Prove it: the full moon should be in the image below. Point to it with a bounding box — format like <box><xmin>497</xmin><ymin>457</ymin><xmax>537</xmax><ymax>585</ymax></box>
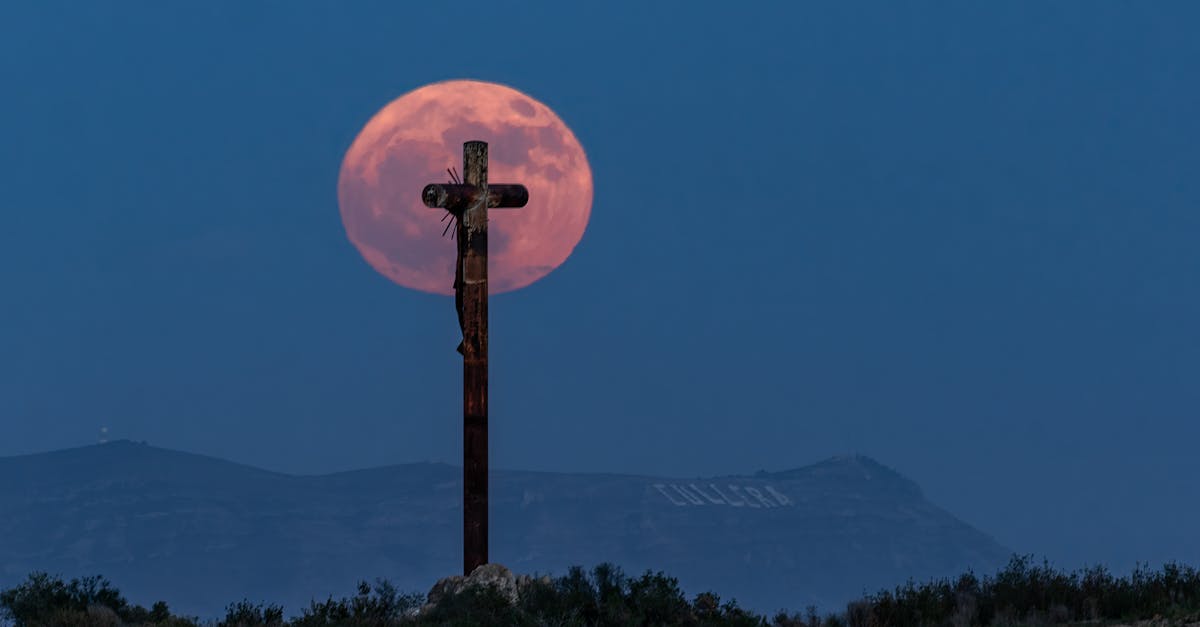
<box><xmin>338</xmin><ymin>80</ymin><xmax>594</xmax><ymax>295</ymax></box>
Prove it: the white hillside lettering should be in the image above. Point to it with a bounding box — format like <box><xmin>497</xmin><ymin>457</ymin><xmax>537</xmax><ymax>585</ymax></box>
<box><xmin>649</xmin><ymin>483</ymin><xmax>795</xmax><ymax>508</ymax></box>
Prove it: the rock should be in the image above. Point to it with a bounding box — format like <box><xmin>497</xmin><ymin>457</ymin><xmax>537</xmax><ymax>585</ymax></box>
<box><xmin>85</xmin><ymin>605</ymin><xmax>120</xmax><ymax>627</ymax></box>
<box><xmin>424</xmin><ymin>574</ymin><xmax>466</xmax><ymax>610</ymax></box>
<box><xmin>424</xmin><ymin>563</ymin><xmax>525</xmax><ymax>612</ymax></box>
<box><xmin>467</xmin><ymin>563</ymin><xmax>520</xmax><ymax>605</ymax></box>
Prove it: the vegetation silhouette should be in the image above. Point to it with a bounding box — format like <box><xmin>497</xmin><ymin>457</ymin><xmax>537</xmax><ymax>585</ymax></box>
<box><xmin>3</xmin><ymin>557</ymin><xmax>1200</xmax><ymax>626</ymax></box>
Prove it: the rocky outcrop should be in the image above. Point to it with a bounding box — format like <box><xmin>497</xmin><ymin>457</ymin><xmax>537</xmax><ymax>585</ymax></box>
<box><xmin>423</xmin><ymin>563</ymin><xmax>550</xmax><ymax>613</ymax></box>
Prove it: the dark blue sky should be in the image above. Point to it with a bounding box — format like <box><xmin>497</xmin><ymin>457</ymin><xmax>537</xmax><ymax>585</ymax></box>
<box><xmin>2</xmin><ymin>2</ymin><xmax>1197</xmax><ymax>574</ymax></box>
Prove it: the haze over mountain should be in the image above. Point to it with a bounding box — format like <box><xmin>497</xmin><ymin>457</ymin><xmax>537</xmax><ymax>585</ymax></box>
<box><xmin>0</xmin><ymin>441</ymin><xmax>1011</xmax><ymax>617</ymax></box>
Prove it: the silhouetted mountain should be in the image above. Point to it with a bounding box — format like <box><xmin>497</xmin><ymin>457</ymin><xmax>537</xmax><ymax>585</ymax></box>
<box><xmin>0</xmin><ymin>441</ymin><xmax>1010</xmax><ymax>617</ymax></box>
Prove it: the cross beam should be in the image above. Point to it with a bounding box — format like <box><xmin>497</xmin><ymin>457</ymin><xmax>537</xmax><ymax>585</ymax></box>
<box><xmin>421</xmin><ymin>141</ymin><xmax>527</xmax><ymax>576</ymax></box>
<box><xmin>421</xmin><ymin>184</ymin><xmax>528</xmax><ymax>214</ymax></box>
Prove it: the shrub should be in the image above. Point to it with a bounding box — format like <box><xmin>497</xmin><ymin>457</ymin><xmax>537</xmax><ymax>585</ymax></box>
<box><xmin>293</xmin><ymin>580</ymin><xmax>423</xmax><ymax>627</ymax></box>
<box><xmin>220</xmin><ymin>600</ymin><xmax>284</xmax><ymax>627</ymax></box>
<box><xmin>0</xmin><ymin>572</ymin><xmax>195</xmax><ymax>626</ymax></box>
<box><xmin>849</xmin><ymin>555</ymin><xmax>1200</xmax><ymax>626</ymax></box>
<box><xmin>5</xmin><ymin>558</ymin><xmax>1200</xmax><ymax>626</ymax></box>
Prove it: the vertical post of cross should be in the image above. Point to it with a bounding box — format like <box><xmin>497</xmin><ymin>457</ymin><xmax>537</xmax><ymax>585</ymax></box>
<box><xmin>460</xmin><ymin>140</ymin><xmax>489</xmax><ymax>575</ymax></box>
<box><xmin>423</xmin><ymin>141</ymin><xmax>526</xmax><ymax>576</ymax></box>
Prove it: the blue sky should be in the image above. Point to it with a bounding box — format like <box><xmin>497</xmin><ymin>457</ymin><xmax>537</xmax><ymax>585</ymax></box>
<box><xmin>1</xmin><ymin>2</ymin><xmax>1197</xmax><ymax>573</ymax></box>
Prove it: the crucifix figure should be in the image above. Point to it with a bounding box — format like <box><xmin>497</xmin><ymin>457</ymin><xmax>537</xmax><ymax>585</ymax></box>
<box><xmin>422</xmin><ymin>141</ymin><xmax>528</xmax><ymax>576</ymax></box>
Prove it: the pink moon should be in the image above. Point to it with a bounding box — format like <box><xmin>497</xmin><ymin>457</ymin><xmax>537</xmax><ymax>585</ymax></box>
<box><xmin>337</xmin><ymin>80</ymin><xmax>594</xmax><ymax>295</ymax></box>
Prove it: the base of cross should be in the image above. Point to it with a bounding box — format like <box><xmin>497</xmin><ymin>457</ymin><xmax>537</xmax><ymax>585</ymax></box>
<box><xmin>423</xmin><ymin>563</ymin><xmax>549</xmax><ymax>614</ymax></box>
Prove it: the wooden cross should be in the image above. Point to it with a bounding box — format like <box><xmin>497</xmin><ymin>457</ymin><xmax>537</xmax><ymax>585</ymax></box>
<box><xmin>422</xmin><ymin>141</ymin><xmax>527</xmax><ymax>576</ymax></box>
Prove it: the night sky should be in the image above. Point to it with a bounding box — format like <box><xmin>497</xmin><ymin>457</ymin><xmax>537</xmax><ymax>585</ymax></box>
<box><xmin>2</xmin><ymin>2</ymin><xmax>1197</xmax><ymax>574</ymax></box>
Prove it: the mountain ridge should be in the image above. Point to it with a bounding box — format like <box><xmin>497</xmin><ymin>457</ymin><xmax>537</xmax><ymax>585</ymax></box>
<box><xmin>0</xmin><ymin>440</ymin><xmax>1011</xmax><ymax>617</ymax></box>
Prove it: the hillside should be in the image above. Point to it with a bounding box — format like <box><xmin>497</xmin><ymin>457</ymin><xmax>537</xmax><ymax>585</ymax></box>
<box><xmin>0</xmin><ymin>441</ymin><xmax>1011</xmax><ymax>617</ymax></box>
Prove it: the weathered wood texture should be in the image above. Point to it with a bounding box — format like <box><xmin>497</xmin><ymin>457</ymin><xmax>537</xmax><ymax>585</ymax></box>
<box><xmin>422</xmin><ymin>183</ymin><xmax>528</xmax><ymax>214</ymax></box>
<box><xmin>460</xmin><ymin>140</ymin><xmax>489</xmax><ymax>576</ymax></box>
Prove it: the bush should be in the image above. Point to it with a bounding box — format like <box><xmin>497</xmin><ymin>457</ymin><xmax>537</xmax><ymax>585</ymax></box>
<box><xmin>0</xmin><ymin>572</ymin><xmax>195</xmax><ymax>626</ymax></box>
<box><xmin>848</xmin><ymin>555</ymin><xmax>1200</xmax><ymax>627</ymax></box>
<box><xmin>293</xmin><ymin>580</ymin><xmax>422</xmax><ymax>627</ymax></box>
<box><xmin>220</xmin><ymin>600</ymin><xmax>284</xmax><ymax>627</ymax></box>
<box><xmin>5</xmin><ymin>558</ymin><xmax>1200</xmax><ymax>626</ymax></box>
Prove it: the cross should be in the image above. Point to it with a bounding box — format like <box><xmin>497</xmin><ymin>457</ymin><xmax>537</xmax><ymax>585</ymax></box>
<box><xmin>422</xmin><ymin>141</ymin><xmax>527</xmax><ymax>576</ymax></box>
